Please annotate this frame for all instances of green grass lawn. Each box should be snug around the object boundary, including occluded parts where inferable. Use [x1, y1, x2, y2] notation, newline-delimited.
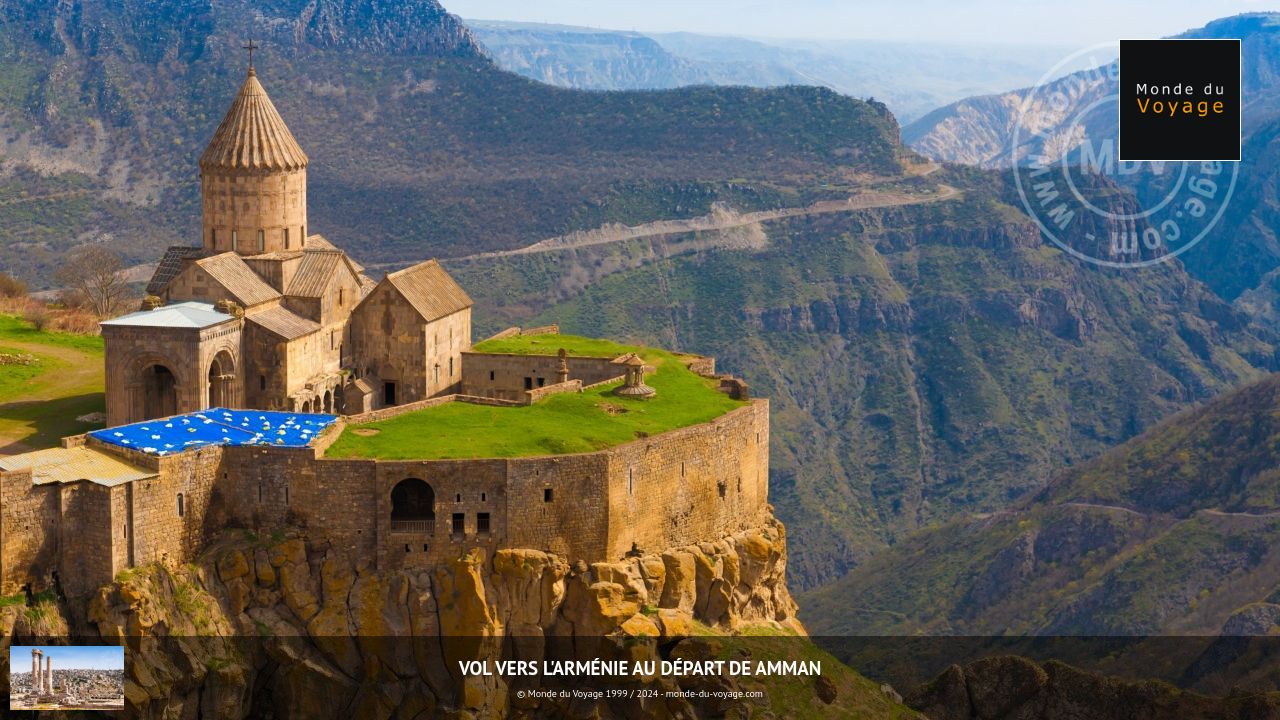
[473, 334, 643, 358]
[326, 335, 743, 460]
[0, 314, 104, 353]
[0, 314, 105, 452]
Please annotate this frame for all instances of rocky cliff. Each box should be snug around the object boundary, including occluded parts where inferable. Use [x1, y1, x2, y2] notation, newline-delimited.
[53, 518, 903, 719]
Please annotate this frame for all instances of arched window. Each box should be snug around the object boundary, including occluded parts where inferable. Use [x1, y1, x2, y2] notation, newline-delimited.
[256, 229, 265, 253]
[177, 493, 185, 517]
[390, 478, 435, 534]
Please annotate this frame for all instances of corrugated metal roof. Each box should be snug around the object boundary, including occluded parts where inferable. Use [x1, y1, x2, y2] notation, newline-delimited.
[286, 250, 342, 298]
[0, 446, 156, 487]
[384, 260, 473, 322]
[199, 69, 308, 172]
[196, 253, 281, 307]
[146, 246, 207, 296]
[101, 301, 234, 329]
[247, 305, 320, 340]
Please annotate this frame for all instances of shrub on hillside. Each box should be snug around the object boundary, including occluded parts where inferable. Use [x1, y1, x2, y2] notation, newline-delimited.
[23, 303, 49, 331]
[0, 272, 26, 298]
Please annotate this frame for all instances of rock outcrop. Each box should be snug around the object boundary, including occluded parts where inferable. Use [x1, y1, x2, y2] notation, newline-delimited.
[81, 519, 801, 719]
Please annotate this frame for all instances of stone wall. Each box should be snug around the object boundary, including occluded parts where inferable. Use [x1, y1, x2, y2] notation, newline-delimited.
[2, 396, 769, 599]
[603, 402, 769, 559]
[459, 352, 624, 401]
[57, 482, 116, 596]
[125, 447, 224, 571]
[0, 470, 57, 595]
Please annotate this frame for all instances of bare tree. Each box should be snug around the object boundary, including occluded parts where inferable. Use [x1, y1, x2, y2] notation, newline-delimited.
[55, 245, 130, 318]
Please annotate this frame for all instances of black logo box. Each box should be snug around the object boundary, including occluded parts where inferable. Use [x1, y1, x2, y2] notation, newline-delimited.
[1118, 38, 1240, 162]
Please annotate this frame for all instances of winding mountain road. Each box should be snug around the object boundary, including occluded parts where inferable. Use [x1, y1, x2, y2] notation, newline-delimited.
[453, 183, 961, 262]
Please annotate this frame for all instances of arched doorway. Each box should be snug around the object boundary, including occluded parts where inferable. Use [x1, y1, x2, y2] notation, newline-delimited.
[141, 364, 177, 419]
[333, 384, 346, 415]
[301, 399, 312, 413]
[322, 389, 333, 414]
[390, 478, 435, 534]
[208, 351, 235, 408]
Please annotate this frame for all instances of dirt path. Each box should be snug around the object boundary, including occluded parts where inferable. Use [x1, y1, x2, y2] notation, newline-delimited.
[0, 189, 89, 207]
[1200, 508, 1280, 519]
[0, 340, 101, 400]
[1063, 501, 1147, 517]
[448, 184, 960, 263]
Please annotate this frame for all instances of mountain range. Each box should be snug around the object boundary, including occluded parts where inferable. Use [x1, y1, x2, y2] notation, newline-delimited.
[903, 13, 1280, 168]
[7, 0, 1280, 650]
[802, 367, 1280, 639]
[468, 19, 1083, 125]
[0, 0, 899, 289]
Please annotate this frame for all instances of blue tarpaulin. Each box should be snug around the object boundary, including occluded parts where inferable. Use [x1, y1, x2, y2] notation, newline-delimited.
[89, 408, 338, 456]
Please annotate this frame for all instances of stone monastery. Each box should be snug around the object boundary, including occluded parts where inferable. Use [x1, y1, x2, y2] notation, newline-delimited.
[0, 66, 770, 608]
[103, 64, 471, 425]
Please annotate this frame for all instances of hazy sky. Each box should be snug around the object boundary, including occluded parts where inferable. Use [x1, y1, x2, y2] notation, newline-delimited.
[11, 645, 124, 671]
[441, 1, 1275, 46]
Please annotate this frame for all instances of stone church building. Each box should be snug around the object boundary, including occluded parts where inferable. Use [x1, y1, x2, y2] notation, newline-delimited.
[102, 66, 472, 426]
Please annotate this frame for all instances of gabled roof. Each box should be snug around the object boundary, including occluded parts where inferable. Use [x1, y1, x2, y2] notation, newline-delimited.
[101, 301, 234, 329]
[246, 305, 320, 340]
[304, 234, 337, 251]
[146, 246, 208, 296]
[382, 260, 473, 322]
[199, 69, 309, 172]
[194, 253, 281, 307]
[286, 250, 344, 298]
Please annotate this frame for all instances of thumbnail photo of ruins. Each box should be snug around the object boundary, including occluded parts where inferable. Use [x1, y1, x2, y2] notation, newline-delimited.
[8, 645, 125, 711]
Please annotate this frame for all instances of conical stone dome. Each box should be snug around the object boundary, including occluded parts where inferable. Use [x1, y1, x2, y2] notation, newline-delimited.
[199, 69, 308, 172]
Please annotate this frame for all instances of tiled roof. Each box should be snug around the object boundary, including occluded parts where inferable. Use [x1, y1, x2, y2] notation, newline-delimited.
[286, 250, 343, 298]
[0, 446, 157, 487]
[247, 305, 320, 340]
[195, 253, 281, 307]
[199, 69, 308, 172]
[304, 234, 337, 251]
[146, 246, 207, 296]
[384, 260, 473, 322]
[101, 301, 234, 329]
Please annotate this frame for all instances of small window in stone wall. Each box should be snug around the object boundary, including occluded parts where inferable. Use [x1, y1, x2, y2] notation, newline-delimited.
[455, 493, 462, 503]
[481, 492, 486, 502]
[452, 513, 465, 535]
[544, 488, 553, 502]
[489, 371, 495, 381]
[285, 485, 290, 505]
[478, 513, 490, 534]
[177, 493, 184, 517]
[259, 375, 267, 391]
[628, 469, 634, 496]
[717, 482, 726, 499]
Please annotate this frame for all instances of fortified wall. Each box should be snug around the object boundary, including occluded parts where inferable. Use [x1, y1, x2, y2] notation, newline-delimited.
[0, 342, 769, 600]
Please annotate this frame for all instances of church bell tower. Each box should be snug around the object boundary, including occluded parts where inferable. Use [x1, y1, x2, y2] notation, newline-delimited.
[199, 52, 309, 257]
